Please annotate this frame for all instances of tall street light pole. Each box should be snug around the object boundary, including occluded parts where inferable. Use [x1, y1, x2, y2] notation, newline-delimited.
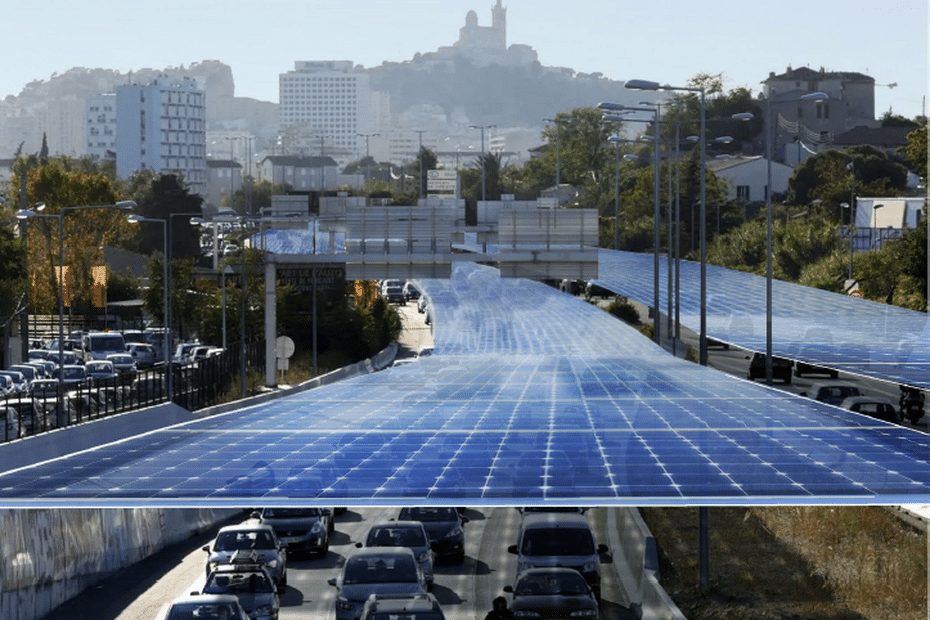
[543, 118, 562, 203]
[469, 124, 496, 202]
[414, 130, 427, 201]
[17, 201, 136, 413]
[765, 90, 827, 383]
[357, 132, 380, 184]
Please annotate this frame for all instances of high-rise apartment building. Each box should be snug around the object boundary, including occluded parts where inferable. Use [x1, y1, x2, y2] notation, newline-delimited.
[86, 94, 117, 161]
[278, 61, 372, 159]
[115, 76, 207, 195]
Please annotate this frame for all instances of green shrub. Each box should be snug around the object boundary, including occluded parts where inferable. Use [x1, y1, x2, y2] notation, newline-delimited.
[606, 299, 640, 324]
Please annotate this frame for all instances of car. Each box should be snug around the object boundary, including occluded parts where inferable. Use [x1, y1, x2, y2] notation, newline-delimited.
[157, 593, 250, 620]
[327, 547, 428, 620]
[841, 395, 901, 423]
[357, 521, 436, 588]
[252, 507, 331, 556]
[7, 364, 39, 388]
[794, 361, 839, 379]
[383, 284, 406, 305]
[85, 360, 117, 381]
[746, 352, 793, 384]
[0, 370, 28, 395]
[106, 352, 137, 377]
[199, 550, 280, 620]
[802, 381, 863, 407]
[507, 512, 609, 600]
[0, 373, 14, 397]
[417, 297, 428, 314]
[584, 282, 612, 299]
[416, 348, 433, 359]
[127, 342, 158, 368]
[202, 523, 287, 589]
[359, 593, 445, 620]
[504, 567, 599, 620]
[52, 364, 87, 388]
[403, 282, 421, 301]
[81, 331, 128, 363]
[397, 507, 467, 564]
[173, 342, 203, 365]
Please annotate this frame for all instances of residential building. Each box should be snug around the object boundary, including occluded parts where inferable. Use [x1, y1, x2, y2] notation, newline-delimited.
[278, 61, 372, 159]
[763, 66, 877, 162]
[258, 155, 358, 192]
[86, 94, 117, 162]
[706, 155, 793, 203]
[205, 159, 242, 210]
[115, 76, 207, 195]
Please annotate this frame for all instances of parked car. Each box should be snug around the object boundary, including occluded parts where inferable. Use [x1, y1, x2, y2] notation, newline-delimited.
[359, 593, 445, 620]
[202, 523, 287, 589]
[127, 342, 158, 368]
[504, 567, 599, 620]
[507, 512, 609, 600]
[357, 520, 436, 588]
[252, 508, 332, 556]
[157, 593, 250, 620]
[746, 352, 793, 384]
[199, 550, 280, 620]
[802, 381, 863, 407]
[327, 547, 428, 620]
[841, 395, 901, 423]
[397, 507, 467, 564]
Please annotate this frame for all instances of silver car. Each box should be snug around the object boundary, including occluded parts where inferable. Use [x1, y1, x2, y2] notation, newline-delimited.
[358, 521, 435, 588]
[202, 523, 287, 590]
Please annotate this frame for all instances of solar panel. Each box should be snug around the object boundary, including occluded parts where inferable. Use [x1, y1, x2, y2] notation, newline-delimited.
[594, 250, 930, 390]
[1, 262, 929, 507]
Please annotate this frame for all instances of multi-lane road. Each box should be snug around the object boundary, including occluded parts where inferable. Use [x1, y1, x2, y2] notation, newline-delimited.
[41, 507, 640, 620]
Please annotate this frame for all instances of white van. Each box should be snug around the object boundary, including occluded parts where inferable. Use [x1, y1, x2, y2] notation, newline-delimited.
[81, 332, 127, 363]
[507, 512, 609, 599]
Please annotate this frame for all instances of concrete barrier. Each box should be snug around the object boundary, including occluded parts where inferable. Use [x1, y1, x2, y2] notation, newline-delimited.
[608, 507, 686, 620]
[0, 508, 240, 620]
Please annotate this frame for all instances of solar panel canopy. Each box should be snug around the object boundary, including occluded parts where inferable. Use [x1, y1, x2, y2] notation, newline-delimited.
[1, 262, 929, 508]
[594, 250, 930, 390]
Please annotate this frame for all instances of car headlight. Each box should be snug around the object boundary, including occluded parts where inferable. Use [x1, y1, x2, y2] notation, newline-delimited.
[417, 551, 431, 564]
[570, 610, 597, 618]
[311, 520, 324, 534]
[336, 597, 354, 611]
[442, 526, 463, 540]
[265, 558, 280, 569]
[514, 611, 540, 618]
[252, 604, 274, 617]
[582, 559, 598, 572]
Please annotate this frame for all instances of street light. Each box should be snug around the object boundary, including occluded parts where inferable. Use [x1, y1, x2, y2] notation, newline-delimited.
[600, 102, 662, 346]
[625, 79, 709, 365]
[543, 118, 563, 203]
[17, 201, 136, 415]
[127, 211, 200, 400]
[469, 124, 496, 202]
[764, 90, 828, 383]
[357, 132, 380, 183]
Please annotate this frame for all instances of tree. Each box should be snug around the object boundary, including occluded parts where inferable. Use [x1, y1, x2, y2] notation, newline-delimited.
[787, 146, 909, 218]
[413, 146, 438, 198]
[130, 173, 204, 260]
[902, 125, 927, 179]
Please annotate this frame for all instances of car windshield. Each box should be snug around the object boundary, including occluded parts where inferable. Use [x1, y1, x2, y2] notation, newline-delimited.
[399, 507, 457, 522]
[343, 554, 418, 584]
[214, 530, 276, 551]
[370, 614, 443, 620]
[520, 528, 595, 556]
[818, 386, 860, 400]
[167, 602, 242, 620]
[262, 508, 323, 518]
[368, 526, 427, 548]
[90, 335, 124, 351]
[515, 571, 589, 596]
[204, 571, 274, 595]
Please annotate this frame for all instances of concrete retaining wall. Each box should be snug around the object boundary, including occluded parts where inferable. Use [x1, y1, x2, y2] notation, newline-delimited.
[609, 507, 686, 620]
[0, 508, 239, 620]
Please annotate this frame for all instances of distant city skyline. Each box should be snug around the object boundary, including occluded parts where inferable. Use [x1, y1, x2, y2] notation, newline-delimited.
[5, 0, 928, 120]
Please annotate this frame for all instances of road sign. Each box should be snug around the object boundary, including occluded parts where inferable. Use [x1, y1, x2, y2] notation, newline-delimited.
[427, 169, 457, 180]
[427, 179, 458, 191]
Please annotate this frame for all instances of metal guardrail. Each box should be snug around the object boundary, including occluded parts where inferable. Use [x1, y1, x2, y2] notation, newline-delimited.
[1, 343, 265, 444]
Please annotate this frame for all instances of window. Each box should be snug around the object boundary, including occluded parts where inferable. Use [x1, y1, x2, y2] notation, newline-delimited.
[736, 186, 750, 201]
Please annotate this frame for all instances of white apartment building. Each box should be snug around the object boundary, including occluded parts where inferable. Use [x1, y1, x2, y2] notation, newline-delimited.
[115, 76, 207, 195]
[86, 94, 117, 161]
[278, 61, 372, 158]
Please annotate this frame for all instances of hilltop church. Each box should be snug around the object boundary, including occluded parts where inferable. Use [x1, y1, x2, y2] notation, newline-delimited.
[432, 1, 537, 67]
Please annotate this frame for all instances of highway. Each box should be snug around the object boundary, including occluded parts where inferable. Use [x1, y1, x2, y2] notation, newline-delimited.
[40, 507, 640, 620]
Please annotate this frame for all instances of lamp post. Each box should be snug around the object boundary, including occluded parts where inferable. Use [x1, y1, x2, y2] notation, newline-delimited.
[127, 211, 200, 401]
[469, 124, 496, 202]
[17, 201, 136, 413]
[764, 90, 828, 383]
[543, 118, 563, 203]
[600, 102, 662, 346]
[414, 130, 427, 200]
[357, 132, 380, 183]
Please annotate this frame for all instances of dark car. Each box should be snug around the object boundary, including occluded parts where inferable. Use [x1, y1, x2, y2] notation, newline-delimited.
[794, 361, 839, 379]
[746, 352, 793, 384]
[158, 594, 250, 620]
[327, 547, 427, 620]
[841, 396, 901, 423]
[504, 567, 599, 620]
[253, 507, 331, 556]
[202, 523, 287, 589]
[397, 507, 467, 564]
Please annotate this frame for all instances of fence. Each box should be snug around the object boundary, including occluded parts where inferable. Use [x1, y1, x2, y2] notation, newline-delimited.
[1, 342, 265, 444]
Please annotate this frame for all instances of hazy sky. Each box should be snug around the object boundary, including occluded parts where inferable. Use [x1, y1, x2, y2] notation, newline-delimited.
[5, 0, 928, 119]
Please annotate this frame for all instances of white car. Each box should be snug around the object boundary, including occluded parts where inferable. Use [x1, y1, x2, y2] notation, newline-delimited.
[157, 593, 250, 620]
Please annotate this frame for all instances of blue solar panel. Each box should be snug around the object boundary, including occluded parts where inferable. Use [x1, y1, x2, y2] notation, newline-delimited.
[594, 250, 930, 390]
[1, 262, 929, 507]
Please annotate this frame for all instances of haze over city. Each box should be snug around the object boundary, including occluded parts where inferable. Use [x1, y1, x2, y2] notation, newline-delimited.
[5, 0, 928, 120]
